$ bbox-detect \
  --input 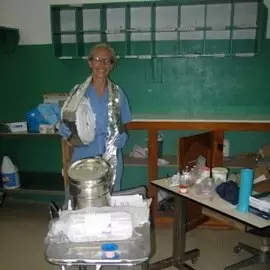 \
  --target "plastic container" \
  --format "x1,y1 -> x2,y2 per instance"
178,184 -> 189,194
101,243 -> 119,259
201,166 -> 211,179
146,133 -> 164,158
157,134 -> 164,158
194,177 -> 216,198
223,139 -> 230,157
1,156 -> 20,189
211,167 -> 228,184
